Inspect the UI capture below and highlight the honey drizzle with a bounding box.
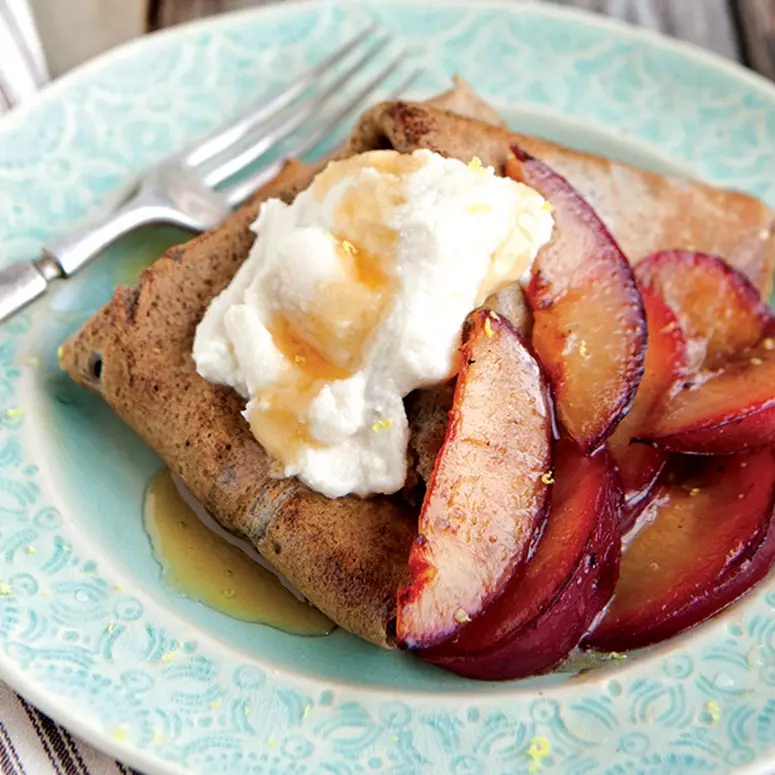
[144,469,334,636]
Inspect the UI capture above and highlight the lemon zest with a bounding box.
[527,736,551,773]
[111,724,130,741]
[341,239,358,257]
[706,700,722,723]
[372,419,393,433]
[466,203,491,214]
[5,408,23,418]
[541,472,555,485]
[484,317,494,338]
[454,608,471,624]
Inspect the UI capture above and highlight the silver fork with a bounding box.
[0,0,49,112]
[0,30,421,323]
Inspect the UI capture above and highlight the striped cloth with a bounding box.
[0,684,140,775]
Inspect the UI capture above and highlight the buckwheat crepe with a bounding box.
[61,81,775,646]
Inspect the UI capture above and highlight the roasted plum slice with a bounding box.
[420,440,621,679]
[636,250,772,372]
[586,448,775,652]
[506,145,646,453]
[396,310,552,650]
[640,341,775,455]
[607,287,688,525]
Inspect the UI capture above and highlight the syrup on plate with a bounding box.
[144,469,334,636]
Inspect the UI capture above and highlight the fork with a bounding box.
[0,0,49,112]
[0,29,421,323]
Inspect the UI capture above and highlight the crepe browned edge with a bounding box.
[61,92,775,648]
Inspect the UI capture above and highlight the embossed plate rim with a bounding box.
[1,2,775,773]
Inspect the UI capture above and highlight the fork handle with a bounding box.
[0,192,180,325]
[50,193,177,276]
[0,255,61,324]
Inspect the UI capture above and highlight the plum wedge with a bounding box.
[506,145,646,453]
[640,342,775,455]
[636,250,772,372]
[586,448,775,652]
[396,310,552,650]
[607,288,688,524]
[420,441,621,680]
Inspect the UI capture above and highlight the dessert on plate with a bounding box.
[60,79,775,680]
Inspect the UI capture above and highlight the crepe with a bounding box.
[61,83,775,647]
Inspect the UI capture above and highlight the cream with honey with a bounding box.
[193,149,554,497]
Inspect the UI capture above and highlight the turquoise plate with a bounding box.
[1,2,775,772]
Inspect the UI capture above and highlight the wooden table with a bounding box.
[149,0,775,81]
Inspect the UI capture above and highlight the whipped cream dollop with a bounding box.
[193,149,554,498]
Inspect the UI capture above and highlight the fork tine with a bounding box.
[222,159,286,210]
[183,25,377,168]
[223,65,424,209]
[0,80,11,113]
[386,67,424,101]
[0,1,48,87]
[202,36,393,188]
[286,63,422,161]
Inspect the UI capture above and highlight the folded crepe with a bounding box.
[61,81,775,647]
